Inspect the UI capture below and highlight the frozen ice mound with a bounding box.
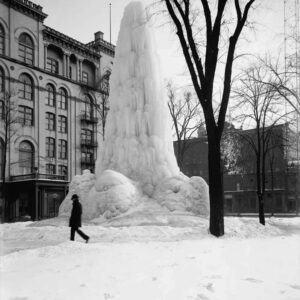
[59,169,95,217]
[85,170,141,220]
[153,174,209,217]
[59,169,209,222]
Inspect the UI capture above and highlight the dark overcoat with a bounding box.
[69,200,82,228]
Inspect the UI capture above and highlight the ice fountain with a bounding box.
[59,1,209,223]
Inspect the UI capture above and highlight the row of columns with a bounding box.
[43,43,86,82]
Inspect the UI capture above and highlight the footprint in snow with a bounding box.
[242,277,263,283]
[289,284,300,290]
[195,293,211,300]
[205,283,214,293]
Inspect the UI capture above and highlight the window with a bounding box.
[46,112,55,131]
[0,66,4,92]
[83,95,93,118]
[18,33,34,65]
[81,128,93,143]
[250,198,256,209]
[0,68,4,119]
[46,57,59,74]
[0,24,4,54]
[58,115,67,133]
[46,137,55,158]
[46,84,55,106]
[0,100,3,120]
[82,71,88,84]
[276,196,282,209]
[58,165,67,177]
[46,164,56,175]
[19,74,33,101]
[58,139,67,159]
[58,88,67,110]
[18,106,33,126]
[19,141,34,174]
[226,198,233,213]
[0,138,4,179]
[81,147,94,162]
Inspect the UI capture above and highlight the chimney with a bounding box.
[95,31,104,41]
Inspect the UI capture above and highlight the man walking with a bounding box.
[69,194,90,243]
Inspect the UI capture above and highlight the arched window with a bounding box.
[0,24,4,55]
[0,138,4,179]
[19,141,34,174]
[19,33,34,65]
[19,73,33,101]
[58,88,67,110]
[46,84,55,106]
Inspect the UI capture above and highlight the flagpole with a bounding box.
[109,3,112,44]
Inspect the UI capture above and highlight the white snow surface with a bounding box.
[1,217,300,300]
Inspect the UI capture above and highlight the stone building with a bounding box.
[0,0,115,221]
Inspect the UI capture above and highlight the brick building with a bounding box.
[174,124,299,215]
[0,0,115,221]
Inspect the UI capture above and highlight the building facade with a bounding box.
[174,124,299,215]
[0,0,115,221]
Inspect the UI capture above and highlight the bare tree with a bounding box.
[162,0,255,236]
[0,91,20,222]
[232,63,294,225]
[220,122,243,175]
[167,82,204,169]
[97,70,111,141]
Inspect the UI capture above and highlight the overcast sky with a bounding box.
[35,0,290,83]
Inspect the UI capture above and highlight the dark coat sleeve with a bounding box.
[69,201,82,228]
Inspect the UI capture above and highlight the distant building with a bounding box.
[0,0,115,221]
[174,123,299,215]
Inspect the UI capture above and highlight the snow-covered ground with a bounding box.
[1,216,300,300]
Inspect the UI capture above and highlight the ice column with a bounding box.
[95,1,179,194]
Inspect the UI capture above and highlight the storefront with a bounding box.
[5,176,68,221]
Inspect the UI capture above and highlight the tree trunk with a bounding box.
[207,133,224,237]
[270,165,274,216]
[258,194,265,225]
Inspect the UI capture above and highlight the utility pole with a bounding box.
[109,3,112,44]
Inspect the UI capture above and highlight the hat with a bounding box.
[71,194,79,200]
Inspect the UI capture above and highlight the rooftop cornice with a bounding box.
[43,26,101,61]
[1,0,48,22]
[86,40,115,57]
